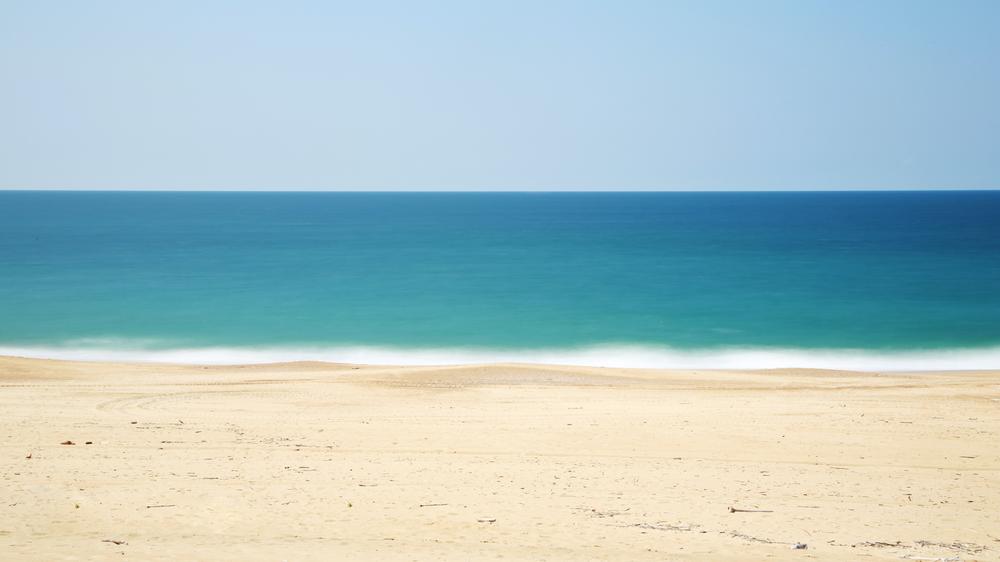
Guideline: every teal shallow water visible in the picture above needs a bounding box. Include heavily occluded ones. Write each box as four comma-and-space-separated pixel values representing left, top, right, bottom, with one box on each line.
2, 191, 999, 368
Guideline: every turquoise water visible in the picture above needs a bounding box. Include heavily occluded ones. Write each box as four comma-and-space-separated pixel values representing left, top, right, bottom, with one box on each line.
2, 191, 999, 368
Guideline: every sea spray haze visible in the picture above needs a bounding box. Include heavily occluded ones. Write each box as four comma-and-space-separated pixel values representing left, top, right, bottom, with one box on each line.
1, 191, 999, 368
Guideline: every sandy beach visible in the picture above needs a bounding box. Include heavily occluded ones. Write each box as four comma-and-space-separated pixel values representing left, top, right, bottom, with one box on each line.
1, 356, 998, 561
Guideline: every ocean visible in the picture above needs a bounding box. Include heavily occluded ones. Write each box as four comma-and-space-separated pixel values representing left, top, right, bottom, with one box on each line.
1, 190, 999, 369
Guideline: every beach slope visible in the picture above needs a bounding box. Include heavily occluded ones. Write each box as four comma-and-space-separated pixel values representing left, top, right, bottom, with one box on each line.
1, 356, 998, 561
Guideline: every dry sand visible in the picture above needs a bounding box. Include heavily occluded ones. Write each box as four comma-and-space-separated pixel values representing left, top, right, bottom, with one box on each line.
1, 356, 998, 561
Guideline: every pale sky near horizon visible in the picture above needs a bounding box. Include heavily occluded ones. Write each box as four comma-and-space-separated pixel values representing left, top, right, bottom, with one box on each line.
1, 1, 998, 190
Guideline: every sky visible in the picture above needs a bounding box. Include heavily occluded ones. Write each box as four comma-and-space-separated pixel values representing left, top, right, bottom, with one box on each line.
1, 0, 998, 190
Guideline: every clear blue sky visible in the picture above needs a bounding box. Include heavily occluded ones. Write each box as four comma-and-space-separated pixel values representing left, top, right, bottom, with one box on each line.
1, 0, 998, 190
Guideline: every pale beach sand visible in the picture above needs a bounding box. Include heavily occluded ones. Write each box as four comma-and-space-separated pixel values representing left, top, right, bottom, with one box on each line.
2, 356, 998, 561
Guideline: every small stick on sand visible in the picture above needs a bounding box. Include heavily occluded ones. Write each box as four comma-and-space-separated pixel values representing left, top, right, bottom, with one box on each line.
419, 503, 448, 507
728, 506, 773, 513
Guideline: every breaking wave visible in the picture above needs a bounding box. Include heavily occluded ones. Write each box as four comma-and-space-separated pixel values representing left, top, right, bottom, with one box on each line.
2, 341, 1000, 370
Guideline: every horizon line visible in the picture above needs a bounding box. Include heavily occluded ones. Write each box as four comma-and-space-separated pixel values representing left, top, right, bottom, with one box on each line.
1, 187, 999, 193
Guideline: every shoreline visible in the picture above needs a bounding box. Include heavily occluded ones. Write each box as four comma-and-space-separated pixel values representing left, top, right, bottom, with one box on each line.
4, 343, 1000, 371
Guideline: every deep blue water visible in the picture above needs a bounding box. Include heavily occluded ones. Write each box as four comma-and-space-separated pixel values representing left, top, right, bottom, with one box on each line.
1, 191, 999, 367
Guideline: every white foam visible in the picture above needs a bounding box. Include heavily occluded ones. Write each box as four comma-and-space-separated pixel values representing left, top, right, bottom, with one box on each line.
2, 343, 999, 370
